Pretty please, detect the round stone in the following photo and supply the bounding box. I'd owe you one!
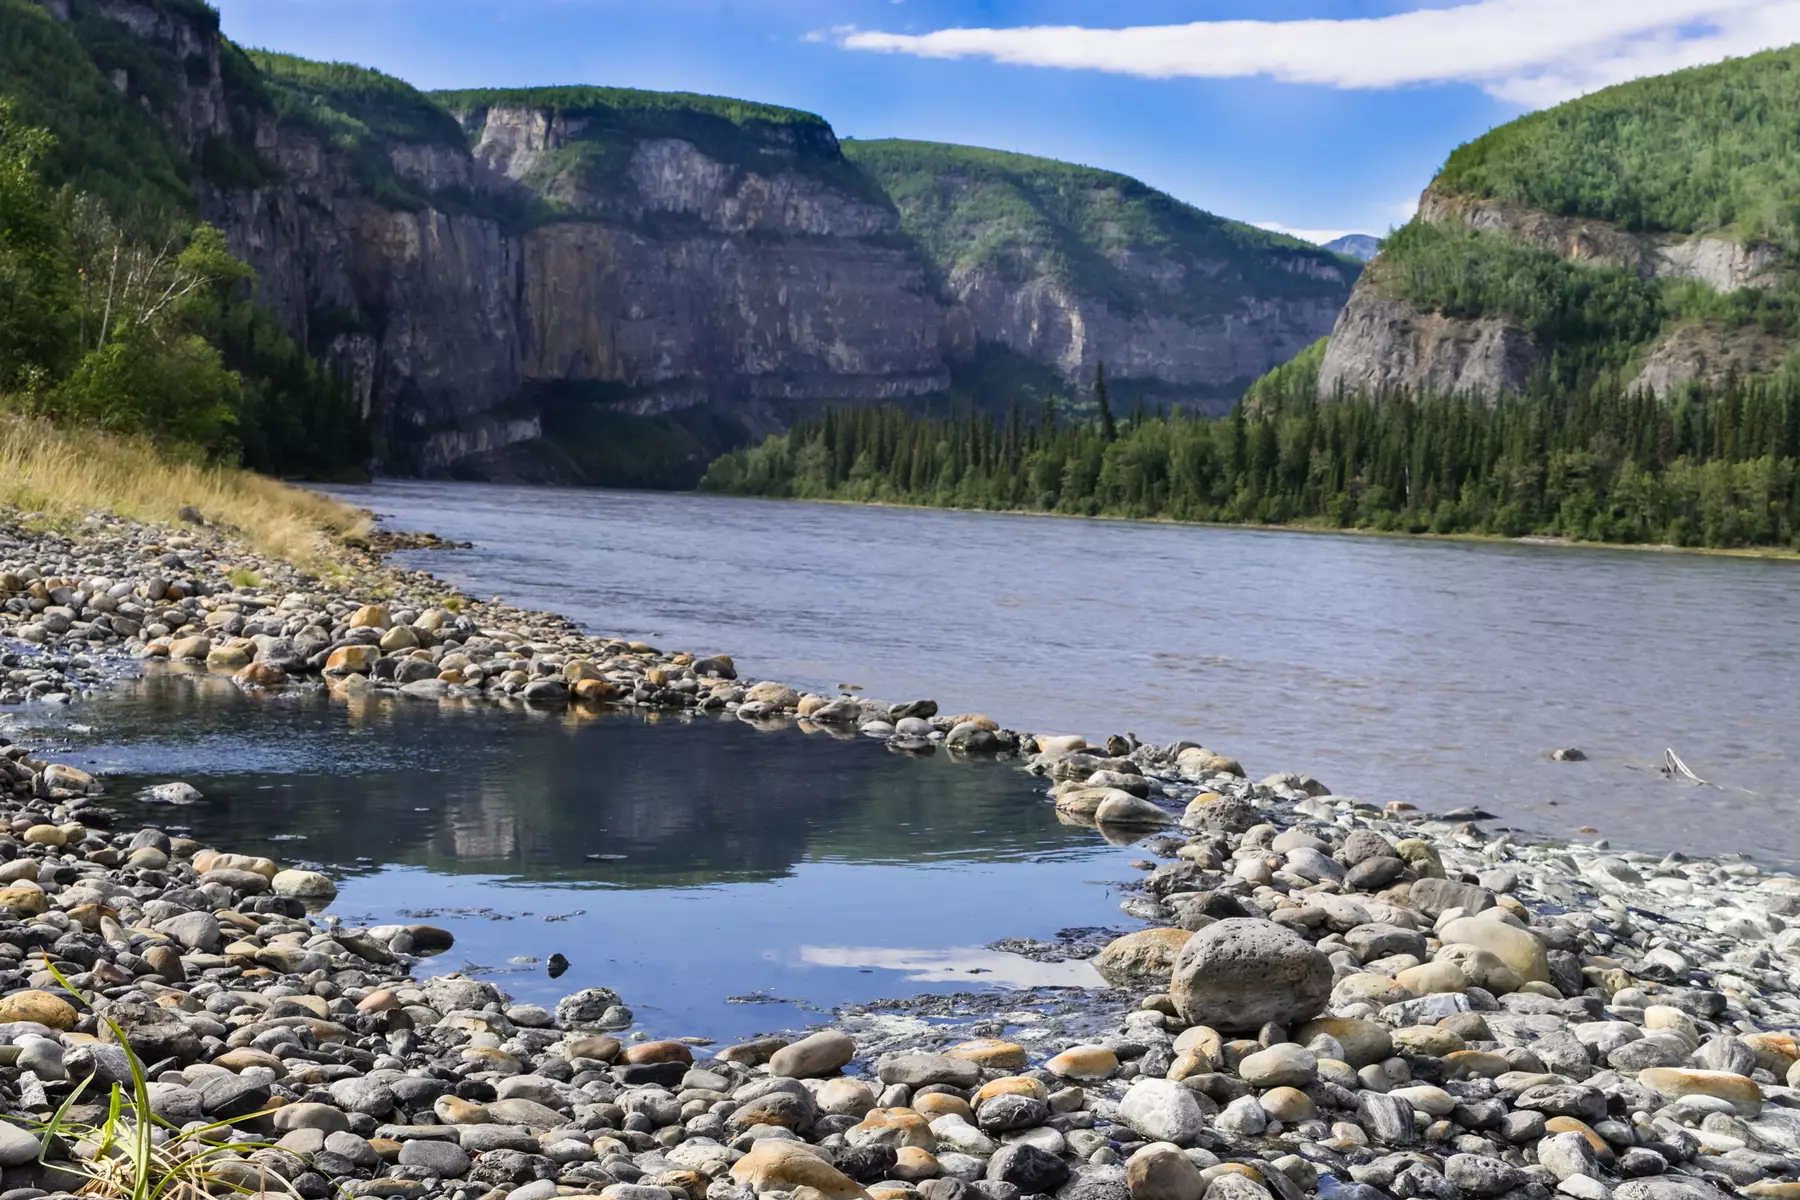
[1169,919,1332,1034]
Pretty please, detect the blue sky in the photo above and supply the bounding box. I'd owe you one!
[212,0,1800,244]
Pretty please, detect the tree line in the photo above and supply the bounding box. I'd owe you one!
[0,100,366,476]
[701,359,1800,551]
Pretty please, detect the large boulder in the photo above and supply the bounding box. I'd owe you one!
[1169,919,1332,1033]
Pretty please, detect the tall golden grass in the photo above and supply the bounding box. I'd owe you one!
[0,413,370,568]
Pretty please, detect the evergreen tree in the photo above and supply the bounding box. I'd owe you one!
[1095,361,1116,443]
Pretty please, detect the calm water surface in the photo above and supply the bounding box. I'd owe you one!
[3,673,1125,1040]
[334,482,1800,863]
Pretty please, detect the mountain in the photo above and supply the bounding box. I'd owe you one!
[842,140,1356,409]
[1323,234,1380,262]
[1315,45,1800,401]
[0,0,1357,483]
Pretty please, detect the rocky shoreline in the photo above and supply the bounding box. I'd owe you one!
[0,508,1797,1200]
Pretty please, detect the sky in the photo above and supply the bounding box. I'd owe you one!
[211,0,1800,245]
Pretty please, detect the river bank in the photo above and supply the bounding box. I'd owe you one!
[718,494,1800,565]
[0,501,1796,1200]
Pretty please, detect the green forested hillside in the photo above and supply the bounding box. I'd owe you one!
[843,139,1351,323]
[0,4,364,475]
[0,0,203,218]
[1437,44,1800,248]
[1363,44,1800,395]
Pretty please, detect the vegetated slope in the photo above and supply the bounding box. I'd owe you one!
[845,139,1358,411]
[1317,44,1800,404]
[0,0,366,477]
[1435,46,1800,248]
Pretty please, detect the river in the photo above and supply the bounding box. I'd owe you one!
[336,481,1800,864]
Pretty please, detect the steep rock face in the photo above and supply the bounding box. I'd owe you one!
[455,106,950,411]
[1317,291,1543,399]
[1632,323,1789,397]
[948,264,1346,392]
[1319,187,1787,400]
[1419,188,1783,292]
[54,2,1359,476]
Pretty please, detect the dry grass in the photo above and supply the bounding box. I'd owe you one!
[0,412,371,569]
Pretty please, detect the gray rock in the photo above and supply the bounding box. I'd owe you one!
[1237,1043,1317,1088]
[1117,1078,1206,1146]
[1358,1093,1414,1145]
[770,1031,855,1079]
[877,1053,981,1089]
[1346,923,1428,962]
[1058,1165,1130,1200]
[1206,1175,1272,1200]
[1537,1131,1601,1181]
[1614,1181,1731,1200]
[1409,878,1495,918]
[398,1138,472,1178]
[1444,1154,1529,1197]
[155,910,221,953]
[194,1073,271,1119]
[1169,919,1332,1034]
[977,1094,1049,1133]
[426,976,504,1012]
[459,1125,539,1153]
[1214,1095,1268,1136]
[273,1102,351,1133]
[0,1119,38,1167]
[1340,830,1395,866]
[330,1076,396,1118]
[1693,1035,1756,1076]
[988,1144,1070,1192]
[555,986,627,1028]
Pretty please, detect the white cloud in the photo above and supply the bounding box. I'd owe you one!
[829,0,1800,106]
[1255,222,1362,246]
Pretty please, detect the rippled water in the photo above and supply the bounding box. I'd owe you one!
[333,482,1800,864]
[5,672,1125,1039]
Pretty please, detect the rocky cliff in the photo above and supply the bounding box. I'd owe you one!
[22,0,1356,480]
[846,140,1355,410]
[1314,45,1800,402]
[1317,186,1792,400]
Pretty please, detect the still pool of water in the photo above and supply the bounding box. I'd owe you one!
[334,482,1800,864]
[3,672,1128,1041]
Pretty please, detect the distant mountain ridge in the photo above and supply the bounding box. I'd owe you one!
[1324,234,1381,262]
[0,0,1358,483]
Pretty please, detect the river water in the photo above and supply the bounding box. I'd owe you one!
[334,482,1800,864]
[7,672,1123,1040]
[11,480,1796,1041]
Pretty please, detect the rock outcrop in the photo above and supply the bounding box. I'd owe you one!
[1318,185,1791,401]
[1318,291,1544,400]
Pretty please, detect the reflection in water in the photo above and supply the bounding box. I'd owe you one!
[798,946,1107,987]
[20,671,1144,1039]
[331,482,1800,863]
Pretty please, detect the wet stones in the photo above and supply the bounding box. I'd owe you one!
[1095,928,1193,983]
